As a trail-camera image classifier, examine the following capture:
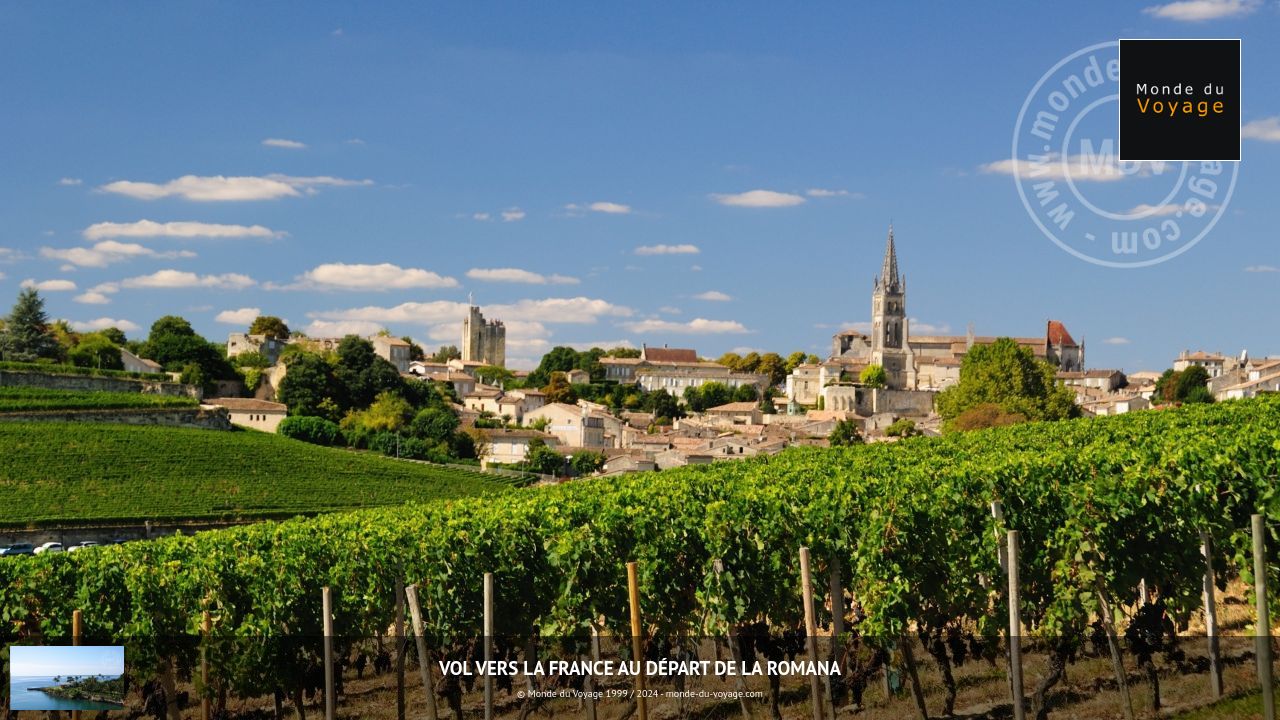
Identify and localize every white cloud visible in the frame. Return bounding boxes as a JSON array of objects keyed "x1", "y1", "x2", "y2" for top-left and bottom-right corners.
[
  {"x1": 0, "y1": 247, "x2": 26, "y2": 263},
  {"x1": 73, "y1": 291, "x2": 111, "y2": 305},
  {"x1": 694, "y1": 290, "x2": 733, "y2": 302},
  {"x1": 635, "y1": 244, "x2": 700, "y2": 256},
  {"x1": 1103, "y1": 337, "x2": 1132, "y2": 345},
  {"x1": 262, "y1": 138, "x2": 307, "y2": 149},
  {"x1": 279, "y1": 263, "x2": 459, "y2": 291},
  {"x1": 69, "y1": 317, "x2": 140, "y2": 332},
  {"x1": 20, "y1": 278, "x2": 77, "y2": 292},
  {"x1": 980, "y1": 154, "x2": 1171, "y2": 183},
  {"x1": 589, "y1": 201, "x2": 632, "y2": 215},
  {"x1": 1143, "y1": 0, "x2": 1259, "y2": 21},
  {"x1": 566, "y1": 339, "x2": 635, "y2": 351},
  {"x1": 1126, "y1": 202, "x2": 1221, "y2": 217},
  {"x1": 84, "y1": 220, "x2": 282, "y2": 241},
  {"x1": 99, "y1": 174, "x2": 372, "y2": 201},
  {"x1": 41, "y1": 241, "x2": 196, "y2": 268},
  {"x1": 472, "y1": 212, "x2": 492, "y2": 221},
  {"x1": 303, "y1": 319, "x2": 385, "y2": 337},
  {"x1": 501, "y1": 207, "x2": 526, "y2": 222},
  {"x1": 0, "y1": 271, "x2": 5, "y2": 280},
  {"x1": 711, "y1": 189, "x2": 806, "y2": 208},
  {"x1": 841, "y1": 318, "x2": 951, "y2": 335},
  {"x1": 658, "y1": 306, "x2": 681, "y2": 315},
  {"x1": 215, "y1": 307, "x2": 263, "y2": 325},
  {"x1": 310, "y1": 297, "x2": 632, "y2": 327},
  {"x1": 466, "y1": 268, "x2": 579, "y2": 285},
  {"x1": 806, "y1": 188, "x2": 864, "y2": 199},
  {"x1": 621, "y1": 318, "x2": 749, "y2": 335},
  {"x1": 1242, "y1": 117, "x2": 1280, "y2": 142},
  {"x1": 59, "y1": 177, "x2": 83, "y2": 186},
  {"x1": 345, "y1": 138, "x2": 365, "y2": 145},
  {"x1": 1245, "y1": 265, "x2": 1279, "y2": 273},
  {"x1": 122, "y1": 270, "x2": 255, "y2": 290}
]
